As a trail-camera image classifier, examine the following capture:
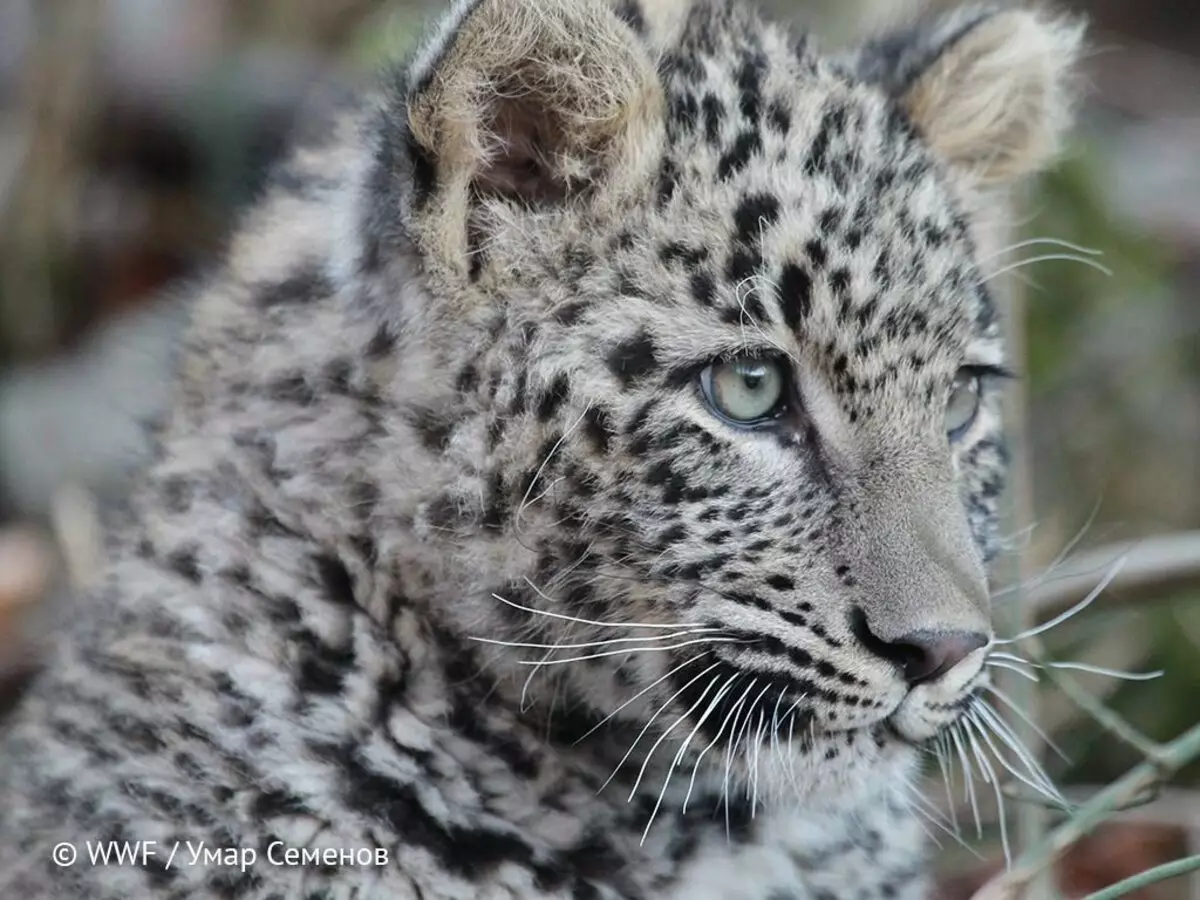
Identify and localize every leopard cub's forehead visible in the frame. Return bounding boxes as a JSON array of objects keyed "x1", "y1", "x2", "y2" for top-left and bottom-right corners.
[{"x1": 548, "y1": 8, "x2": 997, "y2": 388}]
